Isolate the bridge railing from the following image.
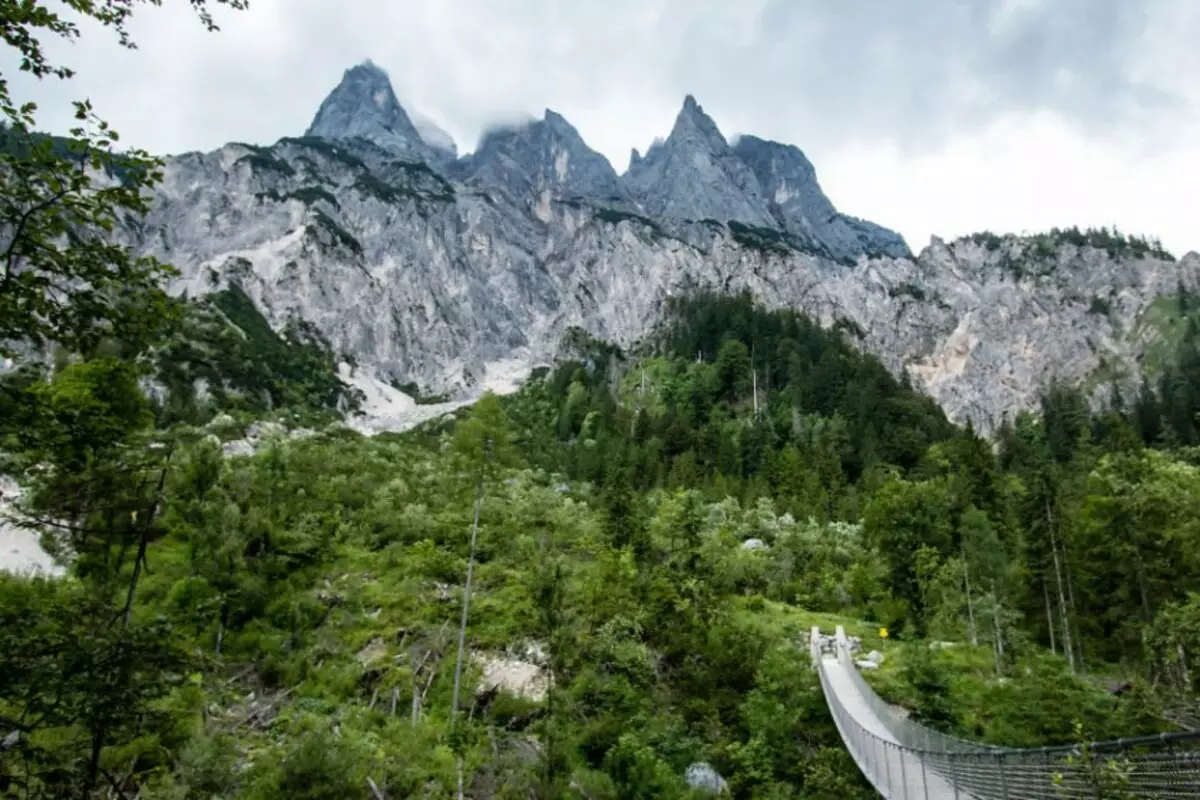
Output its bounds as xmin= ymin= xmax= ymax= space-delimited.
xmin=818 ymin=642 xmax=944 ymax=798
xmin=816 ymin=626 xmax=1200 ymax=799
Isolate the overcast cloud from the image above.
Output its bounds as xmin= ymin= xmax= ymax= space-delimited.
xmin=7 ymin=0 xmax=1199 ymax=254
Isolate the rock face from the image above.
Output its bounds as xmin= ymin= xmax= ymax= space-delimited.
xmin=410 ymin=110 xmax=458 ymax=163
xmin=122 ymin=61 xmax=1200 ymax=433
xmin=305 ymin=60 xmax=446 ymax=165
xmin=731 ymin=135 xmax=911 ymax=262
xmin=625 ymin=95 xmax=775 ymax=228
xmin=455 ymin=110 xmax=634 ymax=217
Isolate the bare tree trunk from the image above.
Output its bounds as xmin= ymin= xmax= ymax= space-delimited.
xmin=451 ymin=443 xmax=490 ymax=716
xmin=1043 ymin=577 xmax=1056 ymax=655
xmin=215 ymin=603 xmax=227 ymax=656
xmin=86 ymin=723 xmax=106 ymax=794
xmin=991 ymin=587 xmax=1005 ymax=676
xmin=1047 ymin=496 xmax=1075 ymax=672
xmin=123 ymin=454 xmax=172 ymax=627
xmin=1060 ymin=537 xmax=1085 ymax=671
xmin=962 ymin=542 xmax=978 ymax=646
xmin=452 ymin=441 xmax=491 ymax=800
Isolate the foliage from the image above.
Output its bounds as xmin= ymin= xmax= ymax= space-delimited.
xmin=256 ymin=185 xmax=340 ymax=209
xmin=965 ymin=226 xmax=1176 ymax=281
xmin=0 ymin=0 xmax=246 ymax=358
xmin=2 ymin=5 xmax=1198 ymax=789
xmin=308 ymin=209 xmax=364 ymax=255
xmin=154 ymin=285 xmax=359 ymax=423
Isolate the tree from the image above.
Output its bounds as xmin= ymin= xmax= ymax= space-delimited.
xmin=0 ymin=4 xmax=247 ymax=795
xmin=1078 ymin=451 xmax=1200 ymax=662
xmin=0 ymin=0 xmax=247 ymax=357
xmin=0 ymin=576 xmax=190 ymax=797
xmin=714 ymin=338 xmax=752 ymax=404
xmin=862 ymin=478 xmax=955 ymax=632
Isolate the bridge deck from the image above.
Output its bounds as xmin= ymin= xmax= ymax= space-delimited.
xmin=820 ymin=652 xmax=965 ymax=799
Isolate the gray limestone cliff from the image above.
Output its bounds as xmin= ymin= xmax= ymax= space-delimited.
xmin=624 ymin=95 xmax=776 ymax=229
xmin=455 ymin=110 xmax=634 ymax=217
xmin=305 ymin=60 xmax=449 ymax=166
xmin=731 ymin=135 xmax=911 ymax=262
xmin=121 ymin=63 xmax=1200 ymax=433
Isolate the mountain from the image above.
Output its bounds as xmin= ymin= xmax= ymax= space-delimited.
xmin=305 ymin=60 xmax=447 ymax=165
xmin=731 ymin=135 xmax=910 ymax=262
xmin=121 ymin=62 xmax=1200 ymax=433
xmin=409 ymin=110 xmax=458 ymax=162
xmin=455 ymin=110 xmax=635 ymax=217
xmin=624 ymin=95 xmax=776 ymax=229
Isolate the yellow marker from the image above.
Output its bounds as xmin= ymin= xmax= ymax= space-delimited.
xmin=879 ymin=628 xmax=889 ymax=639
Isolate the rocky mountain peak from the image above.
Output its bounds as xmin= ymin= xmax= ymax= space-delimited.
xmin=672 ymin=94 xmax=721 ymax=141
xmin=305 ymin=60 xmax=435 ymax=162
xmin=623 ymin=95 xmax=775 ymax=227
xmin=731 ymin=135 xmax=910 ymax=262
xmin=456 ymin=109 xmax=632 ymax=213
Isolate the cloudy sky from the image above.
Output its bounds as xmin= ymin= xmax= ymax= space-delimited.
xmin=8 ymin=0 xmax=1199 ymax=255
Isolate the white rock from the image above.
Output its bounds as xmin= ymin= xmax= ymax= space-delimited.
xmin=222 ymin=439 xmax=256 ymax=458
xmin=473 ymin=652 xmax=548 ymax=702
xmin=685 ymin=762 xmax=729 ymax=795
xmin=246 ymin=421 xmax=286 ymax=439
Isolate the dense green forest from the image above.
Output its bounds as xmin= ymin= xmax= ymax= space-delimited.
xmin=6 ymin=287 xmax=1200 ymax=797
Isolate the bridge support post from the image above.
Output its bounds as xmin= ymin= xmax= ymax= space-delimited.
xmin=919 ymin=752 xmax=929 ymax=800
xmin=898 ymin=744 xmax=909 ymax=799
xmin=996 ymin=751 xmax=1010 ymax=799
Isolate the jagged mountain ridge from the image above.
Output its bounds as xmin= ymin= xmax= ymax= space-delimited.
xmin=126 ymin=60 xmax=1200 ymax=432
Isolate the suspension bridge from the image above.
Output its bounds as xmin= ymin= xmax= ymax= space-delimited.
xmin=810 ymin=625 xmax=1200 ymax=799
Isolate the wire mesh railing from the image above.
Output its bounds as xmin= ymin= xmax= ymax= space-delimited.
xmin=812 ymin=626 xmax=1200 ymax=799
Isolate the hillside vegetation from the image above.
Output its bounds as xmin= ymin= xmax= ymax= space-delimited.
xmin=6 ymin=292 xmax=1200 ymax=797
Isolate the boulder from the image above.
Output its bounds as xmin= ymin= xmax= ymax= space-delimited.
xmin=685 ymin=762 xmax=728 ymax=795
xmin=222 ymin=439 xmax=256 ymax=458
xmin=247 ymin=420 xmax=286 ymax=439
